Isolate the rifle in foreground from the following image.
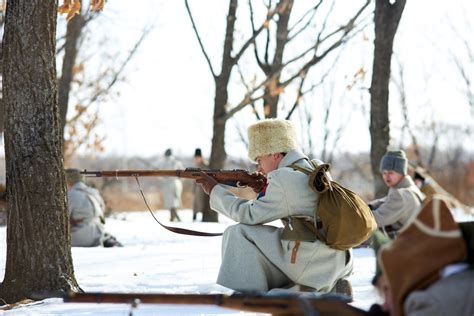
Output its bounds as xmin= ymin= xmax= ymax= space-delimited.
xmin=33 ymin=291 xmax=368 ymax=316
xmin=81 ymin=168 xmax=267 ymax=193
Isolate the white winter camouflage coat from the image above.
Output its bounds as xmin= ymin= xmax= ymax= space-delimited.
xmin=158 ymin=156 xmax=184 ymax=209
xmin=68 ymin=181 xmax=105 ymax=247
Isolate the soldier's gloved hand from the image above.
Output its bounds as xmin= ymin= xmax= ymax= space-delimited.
xmin=196 ymin=172 xmax=219 ymax=195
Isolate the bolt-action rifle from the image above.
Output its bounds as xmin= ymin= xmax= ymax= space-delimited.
xmin=81 ymin=168 xmax=267 ymax=193
xmin=32 ymin=291 xmax=369 ymax=316
xmin=80 ymin=168 xmax=267 ymax=237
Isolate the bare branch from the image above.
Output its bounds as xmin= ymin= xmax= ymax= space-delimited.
xmin=286 ymin=48 xmax=343 ymax=119
xmin=285 ymin=73 xmax=307 ymax=120
xmin=236 ymin=63 xmax=261 ymax=120
xmin=232 ymin=1 xmax=285 ymax=65
xmin=224 ymin=92 xmax=266 ymax=120
xmin=249 ymin=0 xmax=268 ymax=71
xmin=287 ymin=0 xmax=323 ymax=42
xmin=184 ymin=0 xmax=217 ymax=79
xmin=392 ymin=55 xmax=423 ymax=165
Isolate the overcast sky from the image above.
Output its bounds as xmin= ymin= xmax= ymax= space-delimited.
xmin=66 ymin=0 xmax=473 ymax=160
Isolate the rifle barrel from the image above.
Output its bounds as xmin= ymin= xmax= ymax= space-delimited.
xmin=31 ymin=291 xmax=366 ymax=316
xmin=81 ymin=170 xmax=188 ymax=178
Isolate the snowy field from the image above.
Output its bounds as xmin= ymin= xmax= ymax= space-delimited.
xmin=1 ymin=207 xmax=471 ymax=315
xmin=0 ymin=210 xmax=379 ymax=315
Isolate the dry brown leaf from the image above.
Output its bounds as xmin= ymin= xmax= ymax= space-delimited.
xmin=58 ymin=0 xmax=81 ymax=21
xmin=90 ymin=0 xmax=105 ymax=12
xmin=0 ymin=299 xmax=35 ymax=311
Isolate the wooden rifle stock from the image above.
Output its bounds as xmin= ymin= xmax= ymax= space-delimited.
xmin=33 ymin=291 xmax=368 ymax=316
xmin=81 ymin=168 xmax=267 ymax=193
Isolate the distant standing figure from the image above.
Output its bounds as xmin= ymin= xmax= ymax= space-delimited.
xmin=159 ymin=149 xmax=184 ymax=222
xmin=192 ymin=148 xmax=212 ymax=221
xmin=66 ymin=169 xmax=122 ymax=247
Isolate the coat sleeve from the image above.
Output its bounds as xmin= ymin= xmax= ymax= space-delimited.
xmin=371 ymin=189 xmax=406 ymax=227
xmin=368 ymin=197 xmax=386 ymax=210
xmin=404 ymin=291 xmax=445 ymax=316
xmin=209 ymin=175 xmax=288 ymax=224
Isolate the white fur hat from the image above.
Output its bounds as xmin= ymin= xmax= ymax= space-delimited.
xmin=247 ymin=119 xmax=298 ymax=162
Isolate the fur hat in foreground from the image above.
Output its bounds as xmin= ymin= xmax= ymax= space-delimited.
xmin=247 ymin=119 xmax=298 ymax=162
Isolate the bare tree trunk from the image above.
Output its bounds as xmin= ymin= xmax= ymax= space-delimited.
xmin=0 ymin=0 xmax=80 ymax=303
xmin=0 ymin=25 xmax=4 ymax=134
xmin=206 ymin=0 xmax=238 ymax=172
xmin=186 ymin=0 xmax=281 ymax=221
xmin=260 ymin=0 xmax=293 ymax=118
xmin=205 ymin=80 xmax=229 ymax=222
xmin=369 ymin=0 xmax=406 ymax=198
xmin=0 ymin=98 xmax=3 ymax=135
xmin=58 ymin=8 xmax=85 ymax=134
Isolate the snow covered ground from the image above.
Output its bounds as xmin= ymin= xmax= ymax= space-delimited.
xmin=0 ymin=210 xmax=379 ymax=315
xmin=1 ymin=207 xmax=471 ymax=315
xmin=4 ymin=204 xmax=474 ymax=315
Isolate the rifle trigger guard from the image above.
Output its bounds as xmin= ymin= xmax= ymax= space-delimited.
xmin=235 ymin=181 xmax=247 ymax=188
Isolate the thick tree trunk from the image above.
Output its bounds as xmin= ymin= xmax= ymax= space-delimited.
xmin=369 ymin=0 xmax=406 ymax=198
xmin=0 ymin=43 xmax=3 ymax=134
xmin=58 ymin=9 xmax=85 ymax=135
xmin=263 ymin=81 xmax=281 ymax=119
xmin=209 ymin=80 xmax=229 ymax=170
xmin=0 ymin=0 xmax=80 ymax=303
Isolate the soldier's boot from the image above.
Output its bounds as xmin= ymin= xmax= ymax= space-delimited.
xmin=332 ymin=278 xmax=353 ymax=302
xmin=103 ymin=234 xmax=123 ymax=248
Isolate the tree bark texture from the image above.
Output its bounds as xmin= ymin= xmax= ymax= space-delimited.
xmin=58 ymin=9 xmax=85 ymax=135
xmin=0 ymin=35 xmax=3 ymax=134
xmin=0 ymin=0 xmax=80 ymax=302
xmin=369 ymin=0 xmax=406 ymax=198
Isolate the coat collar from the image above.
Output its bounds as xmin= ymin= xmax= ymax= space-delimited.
xmin=278 ymin=149 xmax=308 ymax=169
xmin=394 ymin=175 xmax=416 ymax=189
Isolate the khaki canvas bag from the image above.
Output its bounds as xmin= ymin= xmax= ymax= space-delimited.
xmin=290 ymin=160 xmax=377 ymax=250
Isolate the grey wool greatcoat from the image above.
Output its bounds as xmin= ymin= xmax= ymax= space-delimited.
xmin=68 ymin=181 xmax=105 ymax=247
xmin=209 ymin=150 xmax=352 ymax=292
xmin=369 ymin=176 xmax=425 ymax=230
xmin=404 ymin=269 xmax=474 ymax=316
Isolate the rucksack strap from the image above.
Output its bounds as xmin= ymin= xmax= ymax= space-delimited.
xmin=288 ymin=159 xmax=332 ymax=193
xmin=287 ymin=159 xmax=332 ymax=243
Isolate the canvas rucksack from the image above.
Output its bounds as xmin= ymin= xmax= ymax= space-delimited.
xmin=289 ymin=159 xmax=377 ymax=251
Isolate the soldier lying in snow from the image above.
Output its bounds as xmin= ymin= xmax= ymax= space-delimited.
xmin=66 ymin=169 xmax=122 ymax=248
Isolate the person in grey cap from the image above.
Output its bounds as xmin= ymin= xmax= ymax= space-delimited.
xmin=368 ymin=150 xmax=425 ymax=238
